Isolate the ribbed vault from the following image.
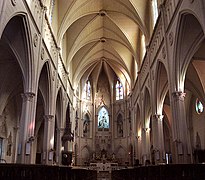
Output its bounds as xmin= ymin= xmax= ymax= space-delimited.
xmin=57 ymin=0 xmax=150 ymax=90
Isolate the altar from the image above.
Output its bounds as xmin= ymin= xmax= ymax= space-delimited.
xmin=89 ymin=162 xmax=118 ymax=173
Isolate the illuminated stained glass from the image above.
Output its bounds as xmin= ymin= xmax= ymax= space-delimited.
xmin=49 ymin=0 xmax=55 ymax=23
xmin=196 ymin=98 xmax=204 ymax=114
xmin=83 ymin=80 xmax=91 ymax=100
xmin=116 ymin=79 xmax=123 ymax=100
xmin=87 ymin=81 xmax=91 ymax=98
xmin=98 ymin=107 xmax=109 ymax=129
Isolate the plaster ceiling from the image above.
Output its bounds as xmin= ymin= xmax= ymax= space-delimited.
xmin=57 ymin=0 xmax=150 ymax=90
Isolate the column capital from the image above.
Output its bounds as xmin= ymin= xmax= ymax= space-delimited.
xmin=21 ymin=92 xmax=35 ymax=102
xmin=152 ymin=114 xmax=164 ymax=121
xmin=172 ymin=91 xmax=186 ymax=101
xmin=143 ymin=127 xmax=151 ymax=132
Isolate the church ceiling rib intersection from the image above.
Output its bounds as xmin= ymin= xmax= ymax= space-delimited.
xmin=57 ymin=0 xmax=150 ymax=89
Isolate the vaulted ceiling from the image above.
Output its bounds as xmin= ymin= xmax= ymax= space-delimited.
xmin=56 ymin=0 xmax=152 ymax=91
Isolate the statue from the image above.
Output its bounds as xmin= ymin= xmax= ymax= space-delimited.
xmin=196 ymin=132 xmax=201 ymax=150
xmin=7 ymin=132 xmax=12 ymax=156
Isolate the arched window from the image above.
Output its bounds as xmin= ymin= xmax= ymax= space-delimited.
xmin=196 ymin=98 xmax=204 ymax=114
xmin=87 ymin=81 xmax=91 ymax=98
xmin=98 ymin=107 xmax=109 ymax=129
xmin=152 ymin=0 xmax=158 ymax=27
xmin=49 ymin=0 xmax=55 ymax=23
xmin=83 ymin=80 xmax=91 ymax=100
xmin=116 ymin=79 xmax=123 ymax=100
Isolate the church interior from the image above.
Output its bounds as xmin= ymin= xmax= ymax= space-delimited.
xmin=1 ymin=0 xmax=205 ymax=179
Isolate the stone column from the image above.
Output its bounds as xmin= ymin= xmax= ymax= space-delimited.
xmin=55 ymin=127 xmax=64 ymax=165
xmin=17 ymin=92 xmax=35 ymax=163
xmin=152 ymin=114 xmax=165 ymax=163
xmin=145 ymin=128 xmax=151 ymax=161
xmin=12 ymin=126 xmax=19 ymax=163
xmin=42 ymin=115 xmax=54 ymax=165
xmin=171 ymin=91 xmax=191 ymax=163
xmin=141 ymin=127 xmax=150 ymax=164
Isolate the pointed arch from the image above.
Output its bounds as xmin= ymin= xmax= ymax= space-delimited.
xmin=0 ymin=14 xmax=34 ymax=92
xmin=143 ymin=87 xmax=151 ymax=128
xmin=83 ymin=113 xmax=91 ymax=137
xmin=174 ymin=12 xmax=204 ymax=91
xmin=155 ymin=61 xmax=169 ymax=114
xmin=55 ymin=88 xmax=63 ymax=129
xmin=98 ymin=106 xmax=110 ymax=129
xmin=37 ymin=62 xmax=52 ymax=115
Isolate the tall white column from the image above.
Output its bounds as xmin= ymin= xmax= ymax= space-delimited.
xmin=55 ymin=127 xmax=64 ymax=165
xmin=152 ymin=114 xmax=165 ymax=163
xmin=141 ymin=127 xmax=151 ymax=164
xmin=42 ymin=115 xmax=54 ymax=165
xmin=171 ymin=91 xmax=191 ymax=163
xmin=17 ymin=92 xmax=35 ymax=163
xmin=12 ymin=126 xmax=19 ymax=163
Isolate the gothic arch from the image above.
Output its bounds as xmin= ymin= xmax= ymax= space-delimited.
xmin=114 ymin=145 xmax=127 ymax=165
xmin=37 ymin=62 xmax=52 ymax=115
xmin=97 ymin=106 xmax=110 ymax=129
xmin=81 ymin=145 xmax=91 ymax=163
xmin=0 ymin=15 xmax=30 ymax=163
xmin=97 ymin=105 xmax=110 ymax=114
xmin=174 ymin=12 xmax=204 ymax=91
xmin=83 ymin=113 xmax=91 ymax=137
xmin=0 ymin=14 xmax=34 ymax=92
xmin=55 ymin=88 xmax=63 ymax=128
xmin=135 ymin=103 xmax=141 ymax=136
xmin=155 ymin=61 xmax=169 ymax=114
xmin=143 ymin=87 xmax=151 ymax=128
xmin=162 ymin=112 xmax=172 ymax=153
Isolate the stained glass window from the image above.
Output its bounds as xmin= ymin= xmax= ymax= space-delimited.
xmin=196 ymin=98 xmax=203 ymax=114
xmin=83 ymin=80 xmax=91 ymax=100
xmin=116 ymin=79 xmax=123 ymax=100
xmin=98 ymin=107 xmax=109 ymax=129
xmin=49 ymin=0 xmax=55 ymax=23
xmin=87 ymin=81 xmax=91 ymax=98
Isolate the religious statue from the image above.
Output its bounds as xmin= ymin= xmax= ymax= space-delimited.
xmin=195 ymin=132 xmax=201 ymax=150
xmin=7 ymin=132 xmax=12 ymax=156
xmin=83 ymin=120 xmax=88 ymax=134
